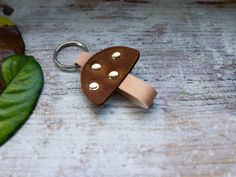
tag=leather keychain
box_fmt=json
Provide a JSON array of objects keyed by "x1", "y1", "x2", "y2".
[{"x1": 53, "y1": 41, "x2": 157, "y2": 109}]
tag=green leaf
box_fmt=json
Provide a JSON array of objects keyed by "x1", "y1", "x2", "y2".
[
  {"x1": 0, "y1": 16, "x2": 13, "y2": 27},
  {"x1": 0, "y1": 55, "x2": 44, "y2": 146}
]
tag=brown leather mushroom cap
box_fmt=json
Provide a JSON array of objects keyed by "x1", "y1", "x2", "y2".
[{"x1": 81, "y1": 46, "x2": 140, "y2": 105}]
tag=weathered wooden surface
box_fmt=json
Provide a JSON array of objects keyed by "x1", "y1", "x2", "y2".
[{"x1": 0, "y1": 0, "x2": 236, "y2": 176}]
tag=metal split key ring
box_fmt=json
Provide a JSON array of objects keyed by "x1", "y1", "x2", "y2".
[{"x1": 53, "y1": 40, "x2": 89, "y2": 71}]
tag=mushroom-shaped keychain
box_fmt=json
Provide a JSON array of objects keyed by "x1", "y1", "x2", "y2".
[{"x1": 54, "y1": 41, "x2": 157, "y2": 109}]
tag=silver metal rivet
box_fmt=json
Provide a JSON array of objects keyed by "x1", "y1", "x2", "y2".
[
  {"x1": 91, "y1": 63, "x2": 101, "y2": 70},
  {"x1": 89, "y1": 82, "x2": 99, "y2": 91},
  {"x1": 112, "y1": 52, "x2": 121, "y2": 59},
  {"x1": 108, "y1": 71, "x2": 119, "y2": 79}
]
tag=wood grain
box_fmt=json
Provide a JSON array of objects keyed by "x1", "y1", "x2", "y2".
[{"x1": 0, "y1": 0, "x2": 236, "y2": 176}]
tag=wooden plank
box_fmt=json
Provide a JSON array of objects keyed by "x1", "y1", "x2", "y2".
[{"x1": 0, "y1": 0, "x2": 236, "y2": 176}]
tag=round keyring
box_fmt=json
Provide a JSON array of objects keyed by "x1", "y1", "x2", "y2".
[{"x1": 53, "y1": 40, "x2": 89, "y2": 71}]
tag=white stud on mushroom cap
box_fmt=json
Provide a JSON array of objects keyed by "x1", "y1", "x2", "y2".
[
  {"x1": 112, "y1": 52, "x2": 121, "y2": 59},
  {"x1": 91, "y1": 63, "x2": 101, "y2": 70},
  {"x1": 108, "y1": 71, "x2": 119, "y2": 79},
  {"x1": 89, "y1": 82, "x2": 99, "y2": 91}
]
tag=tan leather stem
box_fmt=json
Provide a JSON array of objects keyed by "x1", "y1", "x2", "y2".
[
  {"x1": 75, "y1": 52, "x2": 157, "y2": 109},
  {"x1": 118, "y1": 75, "x2": 157, "y2": 109},
  {"x1": 75, "y1": 52, "x2": 92, "y2": 67}
]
